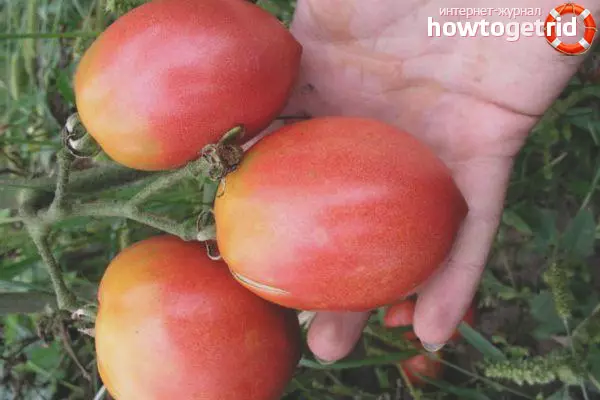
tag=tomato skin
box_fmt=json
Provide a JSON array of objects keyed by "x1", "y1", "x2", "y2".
[
  {"x1": 95, "y1": 235, "x2": 301, "y2": 400},
  {"x1": 400, "y1": 353, "x2": 444, "y2": 387},
  {"x1": 384, "y1": 299, "x2": 475, "y2": 342},
  {"x1": 214, "y1": 117, "x2": 468, "y2": 311},
  {"x1": 74, "y1": 0, "x2": 301, "y2": 171},
  {"x1": 383, "y1": 300, "x2": 418, "y2": 341}
]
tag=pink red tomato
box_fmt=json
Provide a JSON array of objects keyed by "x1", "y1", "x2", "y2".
[
  {"x1": 400, "y1": 353, "x2": 444, "y2": 387},
  {"x1": 215, "y1": 117, "x2": 468, "y2": 311},
  {"x1": 95, "y1": 235, "x2": 301, "y2": 399},
  {"x1": 383, "y1": 299, "x2": 419, "y2": 341},
  {"x1": 75, "y1": 0, "x2": 301, "y2": 170}
]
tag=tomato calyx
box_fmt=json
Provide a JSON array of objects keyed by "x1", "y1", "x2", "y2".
[
  {"x1": 61, "y1": 113, "x2": 101, "y2": 159},
  {"x1": 196, "y1": 208, "x2": 218, "y2": 243},
  {"x1": 193, "y1": 125, "x2": 245, "y2": 181},
  {"x1": 200, "y1": 143, "x2": 244, "y2": 181}
]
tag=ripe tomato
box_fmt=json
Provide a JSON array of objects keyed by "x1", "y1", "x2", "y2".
[
  {"x1": 95, "y1": 235, "x2": 301, "y2": 400},
  {"x1": 383, "y1": 299, "x2": 418, "y2": 341},
  {"x1": 74, "y1": 0, "x2": 301, "y2": 171},
  {"x1": 214, "y1": 117, "x2": 468, "y2": 311},
  {"x1": 400, "y1": 353, "x2": 444, "y2": 387},
  {"x1": 384, "y1": 299, "x2": 475, "y2": 342}
]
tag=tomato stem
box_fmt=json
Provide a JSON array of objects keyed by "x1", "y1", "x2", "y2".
[
  {"x1": 129, "y1": 138, "x2": 244, "y2": 206},
  {"x1": 128, "y1": 167, "x2": 195, "y2": 207},
  {"x1": 24, "y1": 223, "x2": 78, "y2": 311},
  {"x1": 5, "y1": 164, "x2": 153, "y2": 207},
  {"x1": 47, "y1": 148, "x2": 74, "y2": 218},
  {"x1": 15, "y1": 122, "x2": 243, "y2": 317}
]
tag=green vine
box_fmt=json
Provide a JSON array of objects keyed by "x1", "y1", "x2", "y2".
[{"x1": 14, "y1": 114, "x2": 244, "y2": 314}]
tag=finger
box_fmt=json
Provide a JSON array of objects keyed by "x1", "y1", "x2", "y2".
[
  {"x1": 413, "y1": 157, "x2": 512, "y2": 348},
  {"x1": 307, "y1": 311, "x2": 370, "y2": 363}
]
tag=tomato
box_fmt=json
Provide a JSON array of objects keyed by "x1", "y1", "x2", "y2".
[
  {"x1": 74, "y1": 0, "x2": 301, "y2": 171},
  {"x1": 214, "y1": 117, "x2": 468, "y2": 311},
  {"x1": 95, "y1": 235, "x2": 301, "y2": 400},
  {"x1": 400, "y1": 352, "x2": 444, "y2": 387},
  {"x1": 383, "y1": 299, "x2": 418, "y2": 341},
  {"x1": 384, "y1": 299, "x2": 475, "y2": 342}
]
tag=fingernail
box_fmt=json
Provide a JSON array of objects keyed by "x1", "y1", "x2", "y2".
[
  {"x1": 421, "y1": 342, "x2": 445, "y2": 352},
  {"x1": 315, "y1": 357, "x2": 336, "y2": 366},
  {"x1": 297, "y1": 311, "x2": 316, "y2": 328}
]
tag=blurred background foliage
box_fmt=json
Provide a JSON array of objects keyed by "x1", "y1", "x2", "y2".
[{"x1": 1, "y1": 0, "x2": 599, "y2": 399}]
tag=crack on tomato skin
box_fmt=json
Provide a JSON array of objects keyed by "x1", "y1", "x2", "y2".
[{"x1": 231, "y1": 271, "x2": 290, "y2": 295}]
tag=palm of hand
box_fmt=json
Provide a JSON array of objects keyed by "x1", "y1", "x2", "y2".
[{"x1": 284, "y1": 0, "x2": 584, "y2": 359}]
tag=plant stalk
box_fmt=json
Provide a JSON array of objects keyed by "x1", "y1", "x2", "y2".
[
  {"x1": 48, "y1": 149, "x2": 75, "y2": 216},
  {"x1": 26, "y1": 225, "x2": 78, "y2": 311},
  {"x1": 61, "y1": 201, "x2": 215, "y2": 241}
]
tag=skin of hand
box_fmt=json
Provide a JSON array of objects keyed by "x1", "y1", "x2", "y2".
[{"x1": 282, "y1": 0, "x2": 600, "y2": 362}]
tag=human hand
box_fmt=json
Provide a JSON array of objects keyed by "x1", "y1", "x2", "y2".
[{"x1": 284, "y1": 0, "x2": 598, "y2": 361}]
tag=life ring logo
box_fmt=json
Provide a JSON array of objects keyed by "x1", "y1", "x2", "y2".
[{"x1": 545, "y1": 3, "x2": 597, "y2": 55}]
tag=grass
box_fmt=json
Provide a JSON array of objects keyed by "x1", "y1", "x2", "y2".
[{"x1": 1, "y1": 0, "x2": 599, "y2": 399}]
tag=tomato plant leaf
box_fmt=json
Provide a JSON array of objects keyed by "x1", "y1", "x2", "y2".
[{"x1": 502, "y1": 209, "x2": 533, "y2": 235}]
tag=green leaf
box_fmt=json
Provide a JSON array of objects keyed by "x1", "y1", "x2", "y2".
[
  {"x1": 3, "y1": 314, "x2": 33, "y2": 343},
  {"x1": 299, "y1": 352, "x2": 416, "y2": 370},
  {"x1": 502, "y1": 209, "x2": 533, "y2": 235},
  {"x1": 523, "y1": 208, "x2": 558, "y2": 251},
  {"x1": 561, "y1": 208, "x2": 596, "y2": 258},
  {"x1": 0, "y1": 185, "x2": 19, "y2": 209},
  {"x1": 26, "y1": 341, "x2": 63, "y2": 372},
  {"x1": 529, "y1": 291, "x2": 566, "y2": 339},
  {"x1": 581, "y1": 84, "x2": 600, "y2": 98},
  {"x1": 546, "y1": 387, "x2": 571, "y2": 400},
  {"x1": 0, "y1": 292, "x2": 55, "y2": 315},
  {"x1": 564, "y1": 107, "x2": 593, "y2": 116},
  {"x1": 458, "y1": 323, "x2": 506, "y2": 361},
  {"x1": 54, "y1": 68, "x2": 75, "y2": 104},
  {"x1": 481, "y1": 270, "x2": 524, "y2": 301},
  {"x1": 426, "y1": 379, "x2": 493, "y2": 400},
  {"x1": 589, "y1": 346, "x2": 600, "y2": 385},
  {"x1": 0, "y1": 256, "x2": 36, "y2": 280}
]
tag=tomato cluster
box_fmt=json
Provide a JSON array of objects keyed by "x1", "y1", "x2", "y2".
[{"x1": 77, "y1": 0, "x2": 469, "y2": 398}]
